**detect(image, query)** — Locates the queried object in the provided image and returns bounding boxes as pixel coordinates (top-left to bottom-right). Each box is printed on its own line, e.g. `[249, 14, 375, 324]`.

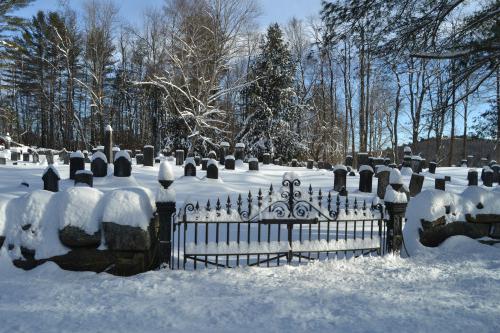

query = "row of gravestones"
[0, 150, 40, 165]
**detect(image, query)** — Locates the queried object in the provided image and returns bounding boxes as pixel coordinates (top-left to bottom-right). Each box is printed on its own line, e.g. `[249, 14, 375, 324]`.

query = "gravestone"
[23, 152, 30, 162]
[402, 156, 411, 168]
[208, 150, 217, 160]
[274, 158, 281, 166]
[356, 152, 369, 170]
[388, 163, 397, 169]
[194, 156, 201, 166]
[248, 158, 259, 171]
[69, 151, 85, 180]
[225, 155, 235, 170]
[368, 157, 374, 169]
[4, 133, 10, 149]
[42, 166, 60, 192]
[92, 148, 98, 154]
[480, 158, 488, 167]
[143, 145, 154, 166]
[377, 168, 390, 199]
[207, 160, 218, 179]
[307, 159, 314, 169]
[135, 154, 144, 165]
[489, 160, 497, 167]
[467, 170, 478, 186]
[317, 161, 324, 169]
[345, 155, 353, 167]
[323, 162, 332, 170]
[419, 159, 426, 173]
[409, 173, 425, 197]
[373, 157, 385, 168]
[104, 125, 113, 164]
[403, 146, 412, 157]
[114, 151, 132, 177]
[220, 142, 230, 164]
[75, 170, 93, 187]
[11, 150, 19, 161]
[201, 158, 209, 171]
[411, 156, 421, 173]
[32, 152, 39, 164]
[435, 177, 446, 191]
[333, 165, 347, 192]
[63, 150, 70, 165]
[234, 143, 245, 161]
[175, 150, 184, 166]
[491, 164, 500, 183]
[83, 150, 90, 163]
[384, 158, 391, 166]
[291, 159, 298, 167]
[358, 166, 374, 193]
[483, 168, 493, 187]
[428, 161, 437, 174]
[263, 153, 271, 165]
[0, 157, 6, 165]
[184, 158, 196, 177]
[460, 159, 468, 167]
[46, 151, 54, 165]
[91, 152, 108, 177]
[467, 155, 474, 167]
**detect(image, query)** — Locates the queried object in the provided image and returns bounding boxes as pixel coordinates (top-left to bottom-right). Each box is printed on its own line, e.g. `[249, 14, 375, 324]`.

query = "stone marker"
[23, 152, 30, 162]
[219, 142, 230, 165]
[234, 143, 245, 161]
[483, 168, 493, 187]
[435, 177, 446, 190]
[32, 152, 39, 164]
[208, 150, 217, 160]
[263, 153, 271, 165]
[377, 168, 390, 199]
[69, 151, 85, 180]
[11, 150, 19, 161]
[135, 154, 144, 165]
[291, 159, 298, 167]
[201, 158, 209, 171]
[184, 158, 196, 176]
[333, 165, 347, 192]
[46, 150, 54, 165]
[248, 158, 259, 171]
[428, 161, 437, 174]
[0, 157, 6, 165]
[75, 170, 93, 187]
[480, 158, 488, 167]
[345, 155, 353, 167]
[356, 152, 369, 170]
[143, 145, 154, 167]
[104, 125, 113, 164]
[411, 156, 422, 173]
[91, 152, 108, 177]
[467, 170, 478, 186]
[491, 164, 500, 183]
[460, 159, 467, 167]
[207, 159, 218, 179]
[42, 166, 60, 192]
[307, 159, 314, 169]
[114, 151, 132, 177]
[274, 158, 281, 166]
[175, 149, 184, 166]
[409, 173, 424, 197]
[402, 155, 411, 168]
[225, 155, 235, 170]
[358, 166, 374, 193]
[83, 150, 90, 163]
[194, 156, 201, 166]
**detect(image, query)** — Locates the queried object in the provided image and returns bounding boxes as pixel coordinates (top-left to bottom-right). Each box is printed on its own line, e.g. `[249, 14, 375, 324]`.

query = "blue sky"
[13, 0, 324, 27]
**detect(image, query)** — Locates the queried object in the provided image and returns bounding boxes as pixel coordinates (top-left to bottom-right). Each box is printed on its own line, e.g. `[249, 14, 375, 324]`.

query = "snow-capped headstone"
[333, 165, 347, 192]
[467, 170, 478, 186]
[114, 151, 132, 177]
[91, 151, 108, 177]
[466, 155, 474, 167]
[307, 159, 313, 169]
[4, 133, 10, 149]
[377, 168, 390, 199]
[194, 156, 201, 166]
[0, 156, 5, 165]
[10, 149, 19, 161]
[491, 164, 500, 183]
[411, 155, 422, 173]
[135, 153, 144, 165]
[402, 155, 411, 169]
[480, 157, 488, 167]
[263, 153, 271, 165]
[184, 158, 196, 177]
[435, 176, 446, 191]
[208, 150, 217, 160]
[225, 155, 235, 170]
[460, 159, 467, 167]
[201, 158, 209, 171]
[74, 169, 93, 187]
[46, 150, 54, 165]
[104, 125, 113, 164]
[207, 159, 219, 179]
[234, 143, 245, 161]
[22, 152, 30, 162]
[384, 157, 391, 166]
[358, 165, 374, 193]
[291, 159, 298, 167]
[83, 150, 90, 163]
[69, 150, 85, 180]
[42, 166, 60, 192]
[219, 142, 230, 164]
[356, 152, 369, 170]
[483, 167, 493, 187]
[345, 155, 353, 167]
[274, 158, 281, 166]
[143, 145, 154, 167]
[175, 149, 184, 166]
[428, 161, 437, 174]
[248, 158, 259, 171]
[403, 146, 412, 157]
[409, 173, 424, 197]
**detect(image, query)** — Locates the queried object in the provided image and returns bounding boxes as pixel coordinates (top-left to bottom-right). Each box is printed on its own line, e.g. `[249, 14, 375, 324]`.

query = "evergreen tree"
[237, 23, 307, 160]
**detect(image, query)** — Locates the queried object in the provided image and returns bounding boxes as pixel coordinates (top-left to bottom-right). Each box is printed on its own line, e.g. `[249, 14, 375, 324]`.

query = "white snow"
[400, 166, 413, 176]
[334, 164, 348, 171]
[158, 161, 174, 181]
[114, 150, 131, 162]
[59, 187, 104, 234]
[185, 157, 196, 166]
[225, 155, 235, 160]
[389, 168, 403, 184]
[359, 165, 373, 173]
[207, 159, 218, 167]
[105, 125, 113, 132]
[404, 146, 412, 153]
[384, 185, 408, 203]
[156, 187, 176, 203]
[235, 143, 245, 148]
[91, 151, 107, 163]
[220, 141, 230, 147]
[75, 169, 93, 175]
[43, 165, 61, 178]
[101, 188, 154, 230]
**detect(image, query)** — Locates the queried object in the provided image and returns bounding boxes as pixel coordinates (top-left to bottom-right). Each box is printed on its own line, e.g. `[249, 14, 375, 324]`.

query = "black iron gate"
[171, 177, 388, 269]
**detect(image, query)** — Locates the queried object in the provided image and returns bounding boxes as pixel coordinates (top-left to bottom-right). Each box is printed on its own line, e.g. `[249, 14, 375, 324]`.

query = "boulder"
[102, 222, 151, 251]
[59, 226, 101, 248]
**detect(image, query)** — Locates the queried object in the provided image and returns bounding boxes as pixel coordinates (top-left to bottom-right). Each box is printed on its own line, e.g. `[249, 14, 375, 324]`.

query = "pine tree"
[237, 23, 307, 160]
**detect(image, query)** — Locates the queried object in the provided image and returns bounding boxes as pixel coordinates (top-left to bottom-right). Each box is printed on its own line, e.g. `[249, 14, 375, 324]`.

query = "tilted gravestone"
[69, 151, 85, 180]
[248, 158, 259, 171]
[263, 153, 271, 165]
[225, 155, 235, 170]
[467, 170, 478, 186]
[91, 152, 108, 177]
[206, 160, 218, 179]
[483, 168, 493, 187]
[201, 158, 209, 171]
[143, 145, 154, 167]
[428, 161, 437, 174]
[184, 158, 197, 177]
[307, 159, 314, 169]
[435, 177, 446, 191]
[409, 173, 425, 197]
[175, 150, 184, 166]
[104, 125, 113, 164]
[75, 170, 93, 187]
[114, 151, 132, 177]
[333, 165, 347, 192]
[135, 154, 144, 165]
[358, 166, 374, 193]
[42, 166, 60, 192]
[376, 168, 390, 199]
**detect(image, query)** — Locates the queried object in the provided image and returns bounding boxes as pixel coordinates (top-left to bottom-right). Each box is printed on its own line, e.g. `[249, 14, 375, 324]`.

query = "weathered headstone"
[333, 165, 347, 192]
[291, 159, 298, 167]
[480, 158, 488, 167]
[206, 160, 218, 179]
[403, 146, 412, 157]
[201, 158, 209, 171]
[409, 173, 424, 197]
[234, 143, 245, 161]
[0, 157, 6, 165]
[356, 152, 369, 170]
[75, 170, 93, 187]
[4, 133, 11, 149]
[307, 159, 314, 169]
[467, 170, 478, 186]
[248, 158, 259, 171]
[135, 154, 144, 165]
[220, 142, 230, 164]
[184, 158, 196, 177]
[225, 155, 235, 170]
[402, 155, 411, 168]
[263, 153, 271, 165]
[460, 159, 468, 167]
[435, 177, 446, 190]
[345, 155, 353, 167]
[83, 150, 90, 163]
[388, 163, 397, 169]
[384, 158, 391, 166]
[483, 168, 493, 187]
[175, 149, 184, 166]
[467, 155, 474, 167]
[32, 152, 39, 164]
[428, 161, 437, 174]
[91, 152, 108, 177]
[358, 166, 374, 193]
[208, 150, 217, 160]
[274, 158, 281, 166]
[491, 164, 500, 183]
[69, 151, 85, 180]
[377, 168, 390, 199]
[23, 152, 30, 162]
[411, 156, 421, 173]
[11, 150, 19, 161]
[46, 150, 54, 165]
[114, 151, 132, 177]
[104, 125, 113, 164]
[143, 145, 154, 167]
[42, 166, 60, 192]
[193, 156, 201, 166]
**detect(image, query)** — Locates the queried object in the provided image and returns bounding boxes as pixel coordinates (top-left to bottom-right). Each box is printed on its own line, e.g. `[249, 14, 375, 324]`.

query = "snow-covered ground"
[1, 160, 499, 332]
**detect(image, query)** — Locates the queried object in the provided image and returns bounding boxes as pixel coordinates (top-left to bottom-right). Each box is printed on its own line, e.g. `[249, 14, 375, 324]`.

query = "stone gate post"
[156, 162, 176, 268]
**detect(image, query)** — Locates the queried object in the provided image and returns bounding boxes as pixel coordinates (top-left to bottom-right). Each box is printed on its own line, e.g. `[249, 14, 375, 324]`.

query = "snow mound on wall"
[102, 187, 154, 230]
[400, 167, 413, 176]
[114, 150, 131, 162]
[158, 161, 174, 181]
[403, 187, 500, 256]
[91, 151, 107, 163]
[59, 187, 104, 234]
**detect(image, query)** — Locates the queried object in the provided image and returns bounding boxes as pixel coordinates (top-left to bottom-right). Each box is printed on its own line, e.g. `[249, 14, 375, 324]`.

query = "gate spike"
[345, 194, 349, 215]
[216, 198, 221, 211]
[206, 199, 211, 211]
[195, 201, 200, 211]
[336, 194, 340, 214]
[354, 197, 358, 210]
[318, 188, 323, 207]
[269, 184, 274, 196]
[258, 188, 263, 208]
[237, 194, 243, 214]
[226, 196, 232, 214]
[327, 191, 332, 212]
[308, 184, 313, 202]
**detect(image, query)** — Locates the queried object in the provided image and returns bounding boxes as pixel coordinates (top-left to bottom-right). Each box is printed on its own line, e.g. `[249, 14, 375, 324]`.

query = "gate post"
[156, 161, 176, 268]
[385, 202, 407, 254]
